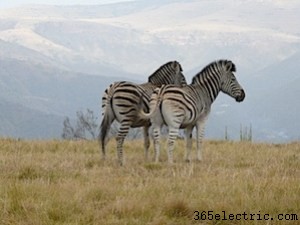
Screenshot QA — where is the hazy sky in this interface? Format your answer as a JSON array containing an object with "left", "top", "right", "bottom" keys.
[{"left": 0, "top": 0, "right": 134, "bottom": 8}]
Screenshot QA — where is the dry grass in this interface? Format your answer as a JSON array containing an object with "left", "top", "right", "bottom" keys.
[{"left": 0, "top": 138, "right": 299, "bottom": 225}]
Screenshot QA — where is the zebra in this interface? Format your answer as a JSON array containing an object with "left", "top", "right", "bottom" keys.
[
  {"left": 99, "top": 61, "right": 187, "bottom": 165},
  {"left": 139, "top": 59, "right": 245, "bottom": 163}
]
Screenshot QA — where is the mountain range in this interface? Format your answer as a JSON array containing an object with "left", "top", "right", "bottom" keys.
[{"left": 0, "top": 0, "right": 299, "bottom": 142}]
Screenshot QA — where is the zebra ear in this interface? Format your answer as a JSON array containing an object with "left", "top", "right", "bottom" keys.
[
  {"left": 172, "top": 61, "right": 182, "bottom": 72},
  {"left": 226, "top": 61, "right": 236, "bottom": 72}
]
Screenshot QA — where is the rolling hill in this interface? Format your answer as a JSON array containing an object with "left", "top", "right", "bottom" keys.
[{"left": 0, "top": 0, "right": 299, "bottom": 141}]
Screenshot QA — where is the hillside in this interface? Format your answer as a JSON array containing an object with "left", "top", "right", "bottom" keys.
[
  {"left": 0, "top": 0, "right": 299, "bottom": 141},
  {"left": 1, "top": 0, "right": 299, "bottom": 75},
  {"left": 0, "top": 58, "right": 139, "bottom": 138},
  {"left": 0, "top": 99, "right": 63, "bottom": 139}
]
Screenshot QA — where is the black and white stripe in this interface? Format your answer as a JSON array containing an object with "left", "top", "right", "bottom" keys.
[
  {"left": 139, "top": 59, "right": 245, "bottom": 163},
  {"left": 99, "top": 61, "right": 187, "bottom": 165}
]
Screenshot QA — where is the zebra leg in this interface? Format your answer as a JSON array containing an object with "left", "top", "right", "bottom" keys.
[
  {"left": 102, "top": 135, "right": 108, "bottom": 160},
  {"left": 167, "top": 127, "right": 179, "bottom": 164},
  {"left": 196, "top": 118, "right": 207, "bottom": 162},
  {"left": 143, "top": 126, "right": 150, "bottom": 161},
  {"left": 152, "top": 125, "right": 161, "bottom": 163},
  {"left": 116, "top": 121, "right": 131, "bottom": 166},
  {"left": 185, "top": 126, "right": 193, "bottom": 163}
]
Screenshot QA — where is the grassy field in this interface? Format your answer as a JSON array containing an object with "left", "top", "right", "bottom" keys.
[{"left": 0, "top": 138, "right": 299, "bottom": 225}]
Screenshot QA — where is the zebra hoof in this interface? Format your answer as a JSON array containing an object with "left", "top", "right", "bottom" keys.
[{"left": 185, "top": 159, "right": 191, "bottom": 163}]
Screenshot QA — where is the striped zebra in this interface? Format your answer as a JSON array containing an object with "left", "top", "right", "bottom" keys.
[
  {"left": 99, "top": 61, "right": 187, "bottom": 165},
  {"left": 139, "top": 59, "right": 245, "bottom": 163}
]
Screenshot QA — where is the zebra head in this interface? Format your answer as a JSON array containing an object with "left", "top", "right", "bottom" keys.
[
  {"left": 172, "top": 61, "right": 187, "bottom": 86},
  {"left": 148, "top": 61, "right": 187, "bottom": 86},
  {"left": 219, "top": 60, "right": 245, "bottom": 102}
]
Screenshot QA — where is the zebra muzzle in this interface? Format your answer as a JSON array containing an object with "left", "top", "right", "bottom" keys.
[{"left": 235, "top": 89, "right": 245, "bottom": 102}]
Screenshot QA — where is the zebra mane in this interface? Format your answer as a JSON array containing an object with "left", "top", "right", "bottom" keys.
[
  {"left": 148, "top": 61, "right": 182, "bottom": 84},
  {"left": 191, "top": 59, "right": 236, "bottom": 85}
]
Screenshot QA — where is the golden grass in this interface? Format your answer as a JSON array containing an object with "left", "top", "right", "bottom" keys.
[{"left": 0, "top": 138, "right": 299, "bottom": 225}]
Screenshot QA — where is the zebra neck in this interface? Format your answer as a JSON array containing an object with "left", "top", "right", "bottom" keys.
[
  {"left": 141, "top": 82, "right": 159, "bottom": 88},
  {"left": 195, "top": 82, "right": 220, "bottom": 104},
  {"left": 139, "top": 82, "right": 156, "bottom": 94}
]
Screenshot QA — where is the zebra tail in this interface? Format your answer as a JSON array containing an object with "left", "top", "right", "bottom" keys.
[
  {"left": 99, "top": 110, "right": 113, "bottom": 155},
  {"left": 99, "top": 84, "right": 116, "bottom": 156},
  {"left": 138, "top": 86, "right": 164, "bottom": 120}
]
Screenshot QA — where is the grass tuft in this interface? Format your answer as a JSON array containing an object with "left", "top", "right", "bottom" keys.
[
  {"left": 144, "top": 163, "right": 163, "bottom": 171},
  {"left": 164, "top": 199, "right": 191, "bottom": 218},
  {"left": 17, "top": 166, "right": 41, "bottom": 180}
]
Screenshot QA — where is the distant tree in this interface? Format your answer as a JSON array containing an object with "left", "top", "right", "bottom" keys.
[
  {"left": 240, "top": 123, "right": 252, "bottom": 142},
  {"left": 224, "top": 125, "right": 229, "bottom": 141},
  {"left": 62, "top": 117, "right": 75, "bottom": 140},
  {"left": 62, "top": 108, "right": 142, "bottom": 140},
  {"left": 62, "top": 109, "right": 98, "bottom": 140}
]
